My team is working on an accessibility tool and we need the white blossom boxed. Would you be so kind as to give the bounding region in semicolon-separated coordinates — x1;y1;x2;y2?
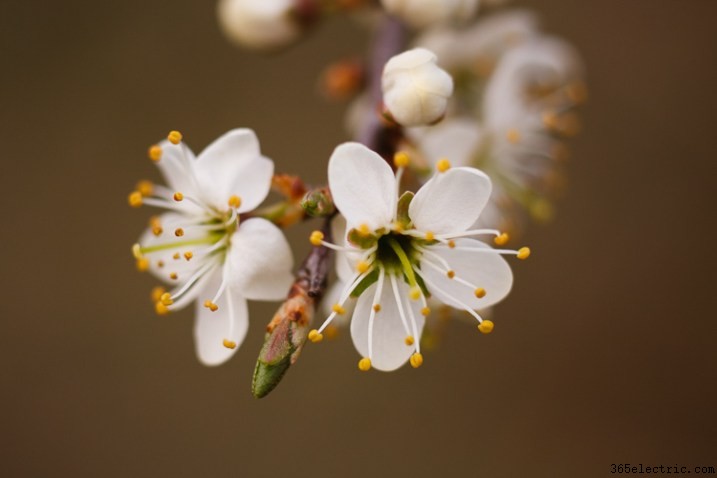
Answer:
382;48;454;127
307;144;529;371
130;129;294;366
217;0;300;50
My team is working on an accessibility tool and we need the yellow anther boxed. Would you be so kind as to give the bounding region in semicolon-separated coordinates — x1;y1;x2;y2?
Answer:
448;240;456;248
155;301;170;316
222;339;237;349
169;272;178;280
421;307;431;316
173;253;180;260
425;231;435;242
474;287;486;299
151;286;166;303
324;325;339;340
447;270;455;279
149;216;161;227
228;195;242;208
356;261;370;274
358;224;370;236
494;232;509;246
478;320;494;334
517;247;531;260
309;230;324;246
157;260;164;268
393;151;410;168
136;258;149;272
152;226;163;236
136;180;153;197
409;287;421;300
132;243;143;259
128;191;143;208
167;130;183;145
409;353;424;368
373;304;381;312
506;128;521;144
436;158;451;172
148;145;163;162
405;335;415;346
392;221;404;233
358;357;372;371
173;192;184;202
308;329;324;343
332;303;346;315
184;251;193;261
174;228;184;237
160;292;174;306
204;300;219;312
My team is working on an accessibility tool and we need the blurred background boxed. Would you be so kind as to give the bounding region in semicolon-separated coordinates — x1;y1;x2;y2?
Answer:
1;0;715;476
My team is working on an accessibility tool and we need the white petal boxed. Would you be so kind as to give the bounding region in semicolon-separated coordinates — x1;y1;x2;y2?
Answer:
409;167;492;234
154;140;198;196
193;129;274;212
193;268;249;366
421;239;513;310
328;142;397;231
350;276;425;371
225;218;294;301
331;215;355;283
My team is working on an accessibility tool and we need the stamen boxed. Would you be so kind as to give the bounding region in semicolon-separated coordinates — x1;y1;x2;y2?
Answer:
447;270;455;279
222;339;237;349
132;243;143;259
434;228;501;240
148;145;162;162
373;304;381;312
173;253;180;260
409;353;423;368
228;195;242;209
436;158;451;172
309;230;324;246
494;233;509;246
477;320;494;334
155;301;170;315
517;247;531;260
506;128;521;144
315;269;371;334
184;252;193;261
204;300;219;312
405;336;415;346
136;258;149;272
388;274;414;345
136;180;154;197
409;288;421;300
393;151;410;168
332;304;346;315
167;130;183;145
169;272;178;280
474;288;486;299
152;226;163;236
159;292;173;306
308;330;324;343
358;224;370;236
420;271;486;324
425;231;435;242
356;261;371;273
173;192;184;202
358;357;372;371
421;307;431;316
128;191;143;208
151;286;166;303
174;228;184;237
157;260;164;268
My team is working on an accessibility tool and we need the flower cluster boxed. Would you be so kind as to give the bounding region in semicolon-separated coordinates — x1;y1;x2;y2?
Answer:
127;0;583;395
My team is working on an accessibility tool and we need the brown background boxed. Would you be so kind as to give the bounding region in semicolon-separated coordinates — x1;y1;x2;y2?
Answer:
1;0;715;477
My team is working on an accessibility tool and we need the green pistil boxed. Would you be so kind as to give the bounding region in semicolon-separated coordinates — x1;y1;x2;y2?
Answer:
387;237;418;290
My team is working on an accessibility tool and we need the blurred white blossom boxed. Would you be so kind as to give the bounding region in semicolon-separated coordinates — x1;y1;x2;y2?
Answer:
217;0;301;50
380;0;479;29
382;48;454;127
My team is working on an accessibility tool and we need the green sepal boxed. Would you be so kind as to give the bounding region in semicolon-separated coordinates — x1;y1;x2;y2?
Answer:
350;268;380;298
396;191;414;229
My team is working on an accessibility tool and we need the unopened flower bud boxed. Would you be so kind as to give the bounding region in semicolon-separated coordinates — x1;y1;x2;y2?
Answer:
380;0;478;29
217;0;308;51
382;48;453;127
301;187;335;217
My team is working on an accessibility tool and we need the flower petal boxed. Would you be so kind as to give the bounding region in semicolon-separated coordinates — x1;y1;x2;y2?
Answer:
193;268;248;366
193;129;274;212
406;117;483;168
421;239;513;311
225;218;294;301
328;142;397;231
409;167;492;234
350;276;425;371
154;140;198;198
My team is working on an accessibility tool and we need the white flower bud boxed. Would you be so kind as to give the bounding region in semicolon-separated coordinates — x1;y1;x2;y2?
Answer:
217;0;301;50
380;0;479;29
382;48;454;127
